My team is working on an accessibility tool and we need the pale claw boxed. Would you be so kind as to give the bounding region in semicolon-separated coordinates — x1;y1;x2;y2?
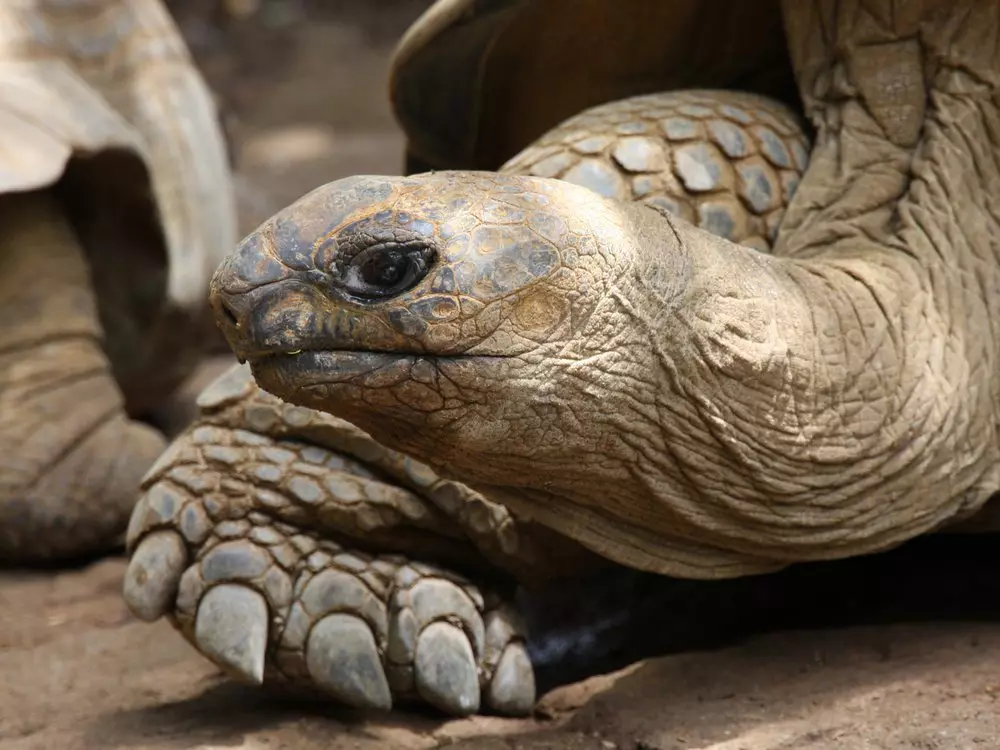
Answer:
486;642;535;715
194;583;268;684
123;530;187;622
307;613;393;710
129;423;533;717
414;621;481;716
481;606;535;715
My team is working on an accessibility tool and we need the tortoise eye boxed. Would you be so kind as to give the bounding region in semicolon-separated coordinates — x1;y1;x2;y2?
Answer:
337;242;435;300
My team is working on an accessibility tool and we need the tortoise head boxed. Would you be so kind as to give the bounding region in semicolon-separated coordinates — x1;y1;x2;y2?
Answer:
209;172;644;459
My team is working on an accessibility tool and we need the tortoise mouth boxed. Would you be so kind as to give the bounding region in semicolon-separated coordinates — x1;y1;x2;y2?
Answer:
247;348;508;390
248;349;415;384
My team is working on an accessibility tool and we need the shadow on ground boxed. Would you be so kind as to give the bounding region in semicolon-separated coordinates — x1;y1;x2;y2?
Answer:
2;535;999;749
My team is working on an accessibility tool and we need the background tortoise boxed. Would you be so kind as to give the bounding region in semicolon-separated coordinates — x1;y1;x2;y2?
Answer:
0;0;235;561
123;0;1000;719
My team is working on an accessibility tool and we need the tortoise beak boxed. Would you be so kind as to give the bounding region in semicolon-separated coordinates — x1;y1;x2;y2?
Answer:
209;251;325;363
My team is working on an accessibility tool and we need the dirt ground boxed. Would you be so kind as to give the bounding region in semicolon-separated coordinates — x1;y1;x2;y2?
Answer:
3;3;1000;749
4;553;1000;750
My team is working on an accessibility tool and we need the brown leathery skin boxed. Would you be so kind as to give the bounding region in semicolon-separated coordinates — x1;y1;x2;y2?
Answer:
207;89;814;580
129;363;596;584
213;2;1000;579
127;6;1000;713
213;171;799;578
122;88;798;714
213;91;809;368
211;172;630;363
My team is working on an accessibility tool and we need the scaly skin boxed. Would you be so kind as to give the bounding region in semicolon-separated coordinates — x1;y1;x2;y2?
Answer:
503;89;807;253
124;362;558;714
124;90;807;714
208;1;1000;578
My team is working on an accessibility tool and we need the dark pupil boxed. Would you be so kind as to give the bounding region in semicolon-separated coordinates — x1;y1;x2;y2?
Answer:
360;250;407;288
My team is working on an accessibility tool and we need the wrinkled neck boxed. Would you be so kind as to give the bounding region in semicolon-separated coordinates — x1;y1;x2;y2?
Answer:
551;193;998;571
778;0;1000;273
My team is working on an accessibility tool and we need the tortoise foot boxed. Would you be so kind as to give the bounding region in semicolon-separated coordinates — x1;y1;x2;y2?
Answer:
122;388;535;716
0;349;169;563
125;516;534;715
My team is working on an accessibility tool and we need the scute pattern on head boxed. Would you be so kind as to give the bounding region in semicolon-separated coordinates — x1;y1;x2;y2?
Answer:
215;172;631;362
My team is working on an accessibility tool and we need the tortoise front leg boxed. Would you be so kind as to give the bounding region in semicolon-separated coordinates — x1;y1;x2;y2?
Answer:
123;364;547;715
0;191;166;562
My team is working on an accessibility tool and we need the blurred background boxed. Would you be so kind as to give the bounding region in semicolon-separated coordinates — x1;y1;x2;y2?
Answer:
165;0;434;234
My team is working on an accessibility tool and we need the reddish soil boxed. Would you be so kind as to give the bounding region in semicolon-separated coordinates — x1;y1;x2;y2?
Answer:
3;556;1000;749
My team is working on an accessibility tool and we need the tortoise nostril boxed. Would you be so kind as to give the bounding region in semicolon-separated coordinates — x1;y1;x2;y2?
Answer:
219;298;240;329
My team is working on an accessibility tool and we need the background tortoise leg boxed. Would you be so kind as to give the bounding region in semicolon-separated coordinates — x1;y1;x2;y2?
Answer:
123;364;560;716
0;191;167;562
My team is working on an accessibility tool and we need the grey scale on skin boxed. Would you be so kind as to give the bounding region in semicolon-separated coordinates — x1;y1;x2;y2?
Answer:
125;0;1000;720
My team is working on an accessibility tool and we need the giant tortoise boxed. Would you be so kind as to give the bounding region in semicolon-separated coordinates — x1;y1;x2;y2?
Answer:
0;0;235;561
123;0;1000;718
